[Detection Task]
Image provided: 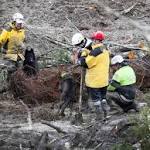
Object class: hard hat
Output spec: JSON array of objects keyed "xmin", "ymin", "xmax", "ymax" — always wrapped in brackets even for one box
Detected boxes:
[
  {"xmin": 15, "ymin": 18, "xmax": 24, "ymax": 24},
  {"xmin": 91, "ymin": 31, "xmax": 105, "ymax": 41},
  {"xmin": 72, "ymin": 33, "xmax": 85, "ymax": 46},
  {"xmin": 12, "ymin": 13, "xmax": 24, "ymax": 22},
  {"xmin": 111, "ymin": 55, "xmax": 124, "ymax": 65}
]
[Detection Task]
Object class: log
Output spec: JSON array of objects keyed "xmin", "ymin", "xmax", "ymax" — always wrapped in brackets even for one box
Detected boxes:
[{"xmin": 41, "ymin": 120, "xmax": 67, "ymax": 134}]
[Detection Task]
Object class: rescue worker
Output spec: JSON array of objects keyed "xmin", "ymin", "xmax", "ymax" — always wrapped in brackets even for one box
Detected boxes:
[
  {"xmin": 107, "ymin": 55, "xmax": 139, "ymax": 112},
  {"xmin": 0, "ymin": 13, "xmax": 25, "ymax": 79},
  {"xmin": 71, "ymin": 33, "xmax": 110, "ymax": 120},
  {"xmin": 58, "ymin": 71, "xmax": 75, "ymax": 116}
]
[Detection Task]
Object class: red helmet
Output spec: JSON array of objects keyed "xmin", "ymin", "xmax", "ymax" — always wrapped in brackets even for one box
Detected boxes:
[{"xmin": 91, "ymin": 31, "xmax": 105, "ymax": 41}]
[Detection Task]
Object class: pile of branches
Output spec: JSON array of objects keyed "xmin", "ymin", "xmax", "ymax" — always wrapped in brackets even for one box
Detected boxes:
[
  {"xmin": 130, "ymin": 55, "xmax": 150, "ymax": 89},
  {"xmin": 9, "ymin": 55, "xmax": 150, "ymax": 105},
  {"xmin": 10, "ymin": 68, "xmax": 60, "ymax": 104}
]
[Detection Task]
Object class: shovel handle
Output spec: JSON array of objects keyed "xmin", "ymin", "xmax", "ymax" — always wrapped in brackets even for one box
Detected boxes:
[{"xmin": 79, "ymin": 68, "xmax": 84, "ymax": 112}]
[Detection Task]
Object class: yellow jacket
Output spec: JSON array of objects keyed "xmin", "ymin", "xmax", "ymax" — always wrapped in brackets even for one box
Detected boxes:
[
  {"xmin": 80, "ymin": 44, "xmax": 110, "ymax": 88},
  {"xmin": 0, "ymin": 23, "xmax": 25, "ymax": 61}
]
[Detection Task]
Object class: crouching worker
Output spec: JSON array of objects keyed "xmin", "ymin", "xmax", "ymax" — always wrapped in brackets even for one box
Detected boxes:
[
  {"xmin": 107, "ymin": 55, "xmax": 139, "ymax": 113},
  {"xmin": 58, "ymin": 71, "xmax": 75, "ymax": 117}
]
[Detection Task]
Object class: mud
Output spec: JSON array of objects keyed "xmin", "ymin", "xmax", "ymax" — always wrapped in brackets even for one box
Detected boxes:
[
  {"xmin": 0, "ymin": 95, "xmax": 147, "ymax": 150},
  {"xmin": 0, "ymin": 0, "xmax": 150, "ymax": 149}
]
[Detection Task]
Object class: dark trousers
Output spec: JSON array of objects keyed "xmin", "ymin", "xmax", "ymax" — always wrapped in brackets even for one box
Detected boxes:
[
  {"xmin": 87, "ymin": 86, "xmax": 108, "ymax": 117},
  {"xmin": 107, "ymin": 92, "xmax": 138, "ymax": 112},
  {"xmin": 87, "ymin": 86, "xmax": 107, "ymax": 102}
]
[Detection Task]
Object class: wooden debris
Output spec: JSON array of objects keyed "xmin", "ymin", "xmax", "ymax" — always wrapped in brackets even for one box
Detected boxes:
[
  {"xmin": 121, "ymin": 2, "xmax": 138, "ymax": 15},
  {"xmin": 41, "ymin": 120, "xmax": 67, "ymax": 134}
]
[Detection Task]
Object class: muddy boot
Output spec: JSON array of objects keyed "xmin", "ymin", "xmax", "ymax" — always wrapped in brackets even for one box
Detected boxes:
[
  {"xmin": 101, "ymin": 99, "xmax": 109, "ymax": 120},
  {"xmin": 132, "ymin": 102, "xmax": 139, "ymax": 112},
  {"xmin": 124, "ymin": 102, "xmax": 139, "ymax": 113},
  {"xmin": 95, "ymin": 106, "xmax": 103, "ymax": 121}
]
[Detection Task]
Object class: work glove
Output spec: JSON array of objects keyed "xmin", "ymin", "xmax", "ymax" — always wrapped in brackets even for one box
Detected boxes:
[
  {"xmin": 77, "ymin": 59, "xmax": 81, "ymax": 65},
  {"xmin": 17, "ymin": 42, "xmax": 26, "ymax": 51}
]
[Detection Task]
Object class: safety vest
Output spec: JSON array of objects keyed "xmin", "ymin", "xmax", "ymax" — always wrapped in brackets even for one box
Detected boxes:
[
  {"xmin": 81, "ymin": 44, "xmax": 110, "ymax": 88},
  {"xmin": 112, "ymin": 65, "xmax": 136, "ymax": 86},
  {"xmin": 0, "ymin": 23, "xmax": 25, "ymax": 61}
]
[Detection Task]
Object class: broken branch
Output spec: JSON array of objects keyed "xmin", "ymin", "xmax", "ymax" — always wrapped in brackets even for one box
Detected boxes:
[
  {"xmin": 121, "ymin": 2, "xmax": 138, "ymax": 15},
  {"xmin": 41, "ymin": 120, "xmax": 67, "ymax": 134}
]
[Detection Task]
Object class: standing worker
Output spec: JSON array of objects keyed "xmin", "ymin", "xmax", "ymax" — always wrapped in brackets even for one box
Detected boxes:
[
  {"xmin": 0, "ymin": 13, "xmax": 25, "ymax": 79},
  {"xmin": 71, "ymin": 32, "xmax": 110, "ymax": 120},
  {"xmin": 107, "ymin": 55, "xmax": 139, "ymax": 112}
]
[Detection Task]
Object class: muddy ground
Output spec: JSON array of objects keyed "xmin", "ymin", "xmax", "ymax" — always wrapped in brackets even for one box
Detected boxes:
[
  {"xmin": 0, "ymin": 0, "xmax": 150, "ymax": 149},
  {"xmin": 0, "ymin": 93, "xmax": 148, "ymax": 150}
]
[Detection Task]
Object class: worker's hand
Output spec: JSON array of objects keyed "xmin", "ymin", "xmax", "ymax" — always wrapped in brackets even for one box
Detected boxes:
[
  {"xmin": 16, "ymin": 42, "xmax": 26, "ymax": 52},
  {"xmin": 77, "ymin": 60, "xmax": 81, "ymax": 65},
  {"xmin": 70, "ymin": 64, "xmax": 80, "ymax": 69},
  {"xmin": 71, "ymin": 49, "xmax": 79, "ymax": 64}
]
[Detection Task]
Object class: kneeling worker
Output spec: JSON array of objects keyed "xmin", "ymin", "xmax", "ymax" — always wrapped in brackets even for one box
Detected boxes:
[{"xmin": 107, "ymin": 55, "xmax": 139, "ymax": 112}]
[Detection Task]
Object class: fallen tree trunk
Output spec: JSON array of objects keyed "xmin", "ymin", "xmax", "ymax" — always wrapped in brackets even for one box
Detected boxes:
[{"xmin": 41, "ymin": 120, "xmax": 67, "ymax": 134}]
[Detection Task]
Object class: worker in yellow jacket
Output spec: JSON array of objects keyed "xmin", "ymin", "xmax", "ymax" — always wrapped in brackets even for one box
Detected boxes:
[
  {"xmin": 0, "ymin": 13, "xmax": 25, "ymax": 78},
  {"xmin": 72, "ymin": 33, "xmax": 110, "ymax": 120}
]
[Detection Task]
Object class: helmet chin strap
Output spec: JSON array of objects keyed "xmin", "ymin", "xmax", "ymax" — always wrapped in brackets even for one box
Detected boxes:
[
  {"xmin": 84, "ymin": 39, "xmax": 92, "ymax": 48},
  {"xmin": 80, "ymin": 38, "xmax": 87, "ymax": 48},
  {"xmin": 80, "ymin": 38, "xmax": 92, "ymax": 48}
]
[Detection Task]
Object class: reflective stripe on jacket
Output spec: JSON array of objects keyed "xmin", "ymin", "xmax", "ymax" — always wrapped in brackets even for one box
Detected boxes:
[{"xmin": 108, "ymin": 65, "xmax": 136, "ymax": 91}]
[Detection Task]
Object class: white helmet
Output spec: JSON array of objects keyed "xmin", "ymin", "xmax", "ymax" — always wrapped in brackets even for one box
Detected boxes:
[
  {"xmin": 72, "ymin": 33, "xmax": 84, "ymax": 45},
  {"xmin": 12, "ymin": 13, "xmax": 24, "ymax": 23},
  {"xmin": 111, "ymin": 55, "xmax": 124, "ymax": 65}
]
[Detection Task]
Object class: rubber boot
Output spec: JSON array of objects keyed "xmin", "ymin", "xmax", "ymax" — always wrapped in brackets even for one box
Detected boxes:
[
  {"xmin": 101, "ymin": 99, "xmax": 109, "ymax": 120},
  {"xmin": 124, "ymin": 102, "xmax": 139, "ymax": 113},
  {"xmin": 95, "ymin": 105, "xmax": 103, "ymax": 121}
]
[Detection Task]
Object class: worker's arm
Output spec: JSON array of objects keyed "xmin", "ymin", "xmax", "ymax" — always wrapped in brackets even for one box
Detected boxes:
[
  {"xmin": 107, "ymin": 80, "xmax": 121, "ymax": 91},
  {"xmin": 77, "ymin": 49, "xmax": 89, "ymax": 68},
  {"xmin": 0, "ymin": 29, "xmax": 9, "ymax": 45},
  {"xmin": 78, "ymin": 46, "xmax": 103, "ymax": 69},
  {"xmin": 107, "ymin": 72, "xmax": 121, "ymax": 91},
  {"xmin": 0, "ymin": 29, "xmax": 9, "ymax": 51}
]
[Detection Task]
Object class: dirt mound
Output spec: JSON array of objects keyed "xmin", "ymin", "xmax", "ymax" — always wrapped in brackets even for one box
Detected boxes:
[{"xmin": 10, "ymin": 65, "xmax": 81, "ymax": 104}]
